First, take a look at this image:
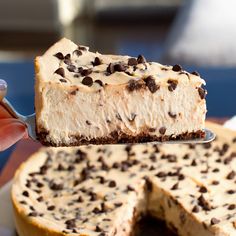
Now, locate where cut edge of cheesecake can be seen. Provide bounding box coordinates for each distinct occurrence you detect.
[35,38,207,147]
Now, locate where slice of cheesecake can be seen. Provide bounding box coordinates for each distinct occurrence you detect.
[35,38,207,146]
[12,122,236,236]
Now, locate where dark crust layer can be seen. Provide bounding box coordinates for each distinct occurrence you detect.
[37,130,205,147]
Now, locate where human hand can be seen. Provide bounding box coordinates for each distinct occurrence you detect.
[0,80,28,151]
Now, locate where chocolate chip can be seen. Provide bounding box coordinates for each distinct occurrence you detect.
[47,205,55,211]
[54,52,64,60]
[81,68,92,76]
[73,49,82,56]
[191,71,200,76]
[93,207,101,214]
[95,226,102,232]
[159,127,166,135]
[227,189,235,194]
[95,79,103,87]
[171,183,179,190]
[49,182,63,191]
[191,159,197,166]
[92,57,102,66]
[192,205,199,213]
[145,76,159,93]
[59,79,67,83]
[54,68,65,77]
[128,58,138,66]
[127,185,135,191]
[137,55,146,63]
[199,186,207,193]
[82,76,93,87]
[127,79,145,92]
[89,192,97,201]
[168,112,177,119]
[22,191,29,197]
[37,196,43,202]
[65,219,76,229]
[212,180,219,185]
[108,180,116,188]
[198,194,211,211]
[65,54,71,60]
[167,80,178,91]
[228,204,236,210]
[172,64,182,72]
[67,64,76,72]
[86,120,91,125]
[156,171,167,178]
[107,63,115,74]
[78,46,87,51]
[211,218,220,225]
[226,171,236,180]
[114,63,126,72]
[198,87,206,99]
[77,196,84,203]
[28,212,38,217]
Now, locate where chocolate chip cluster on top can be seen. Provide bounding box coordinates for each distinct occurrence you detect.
[12,123,236,236]
[42,38,205,93]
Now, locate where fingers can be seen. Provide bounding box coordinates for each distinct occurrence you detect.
[0,79,7,101]
[0,105,12,119]
[0,118,28,151]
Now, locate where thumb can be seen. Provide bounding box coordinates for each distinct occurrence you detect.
[0,119,28,151]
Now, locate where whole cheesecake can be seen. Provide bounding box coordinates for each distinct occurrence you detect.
[12,122,236,236]
[35,38,207,146]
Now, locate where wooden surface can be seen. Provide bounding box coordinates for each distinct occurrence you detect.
[0,118,227,187]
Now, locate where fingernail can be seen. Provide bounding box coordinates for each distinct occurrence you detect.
[0,79,7,91]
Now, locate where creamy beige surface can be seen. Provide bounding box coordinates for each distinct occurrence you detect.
[12,122,236,236]
[35,38,206,146]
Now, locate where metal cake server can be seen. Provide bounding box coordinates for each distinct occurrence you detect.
[0,79,215,144]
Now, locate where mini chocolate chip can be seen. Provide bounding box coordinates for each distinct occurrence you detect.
[127,79,145,92]
[191,159,197,166]
[86,120,91,125]
[211,218,220,225]
[114,63,126,72]
[67,64,76,72]
[78,46,87,51]
[37,182,44,188]
[156,171,167,178]
[47,205,55,211]
[137,54,146,63]
[54,68,65,77]
[65,54,71,60]
[199,186,207,193]
[159,127,166,135]
[73,49,82,56]
[81,68,92,76]
[226,171,236,180]
[144,176,152,192]
[192,205,199,213]
[191,71,200,76]
[128,58,138,66]
[168,112,177,119]
[198,194,211,211]
[95,79,103,87]
[28,212,38,217]
[227,189,235,194]
[145,76,159,93]
[77,196,84,203]
[171,183,179,190]
[22,191,29,197]
[54,52,64,60]
[60,79,67,83]
[198,87,206,99]
[92,57,102,66]
[107,63,115,74]
[228,204,236,210]
[82,76,93,87]
[65,219,76,229]
[90,192,97,201]
[37,196,43,202]
[212,180,219,185]
[108,180,116,188]
[127,185,135,191]
[167,79,178,91]
[172,64,182,72]
[49,182,63,191]
[95,226,102,232]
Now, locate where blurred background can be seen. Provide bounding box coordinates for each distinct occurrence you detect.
[0,0,236,170]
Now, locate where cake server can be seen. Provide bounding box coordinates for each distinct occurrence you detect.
[0,79,215,144]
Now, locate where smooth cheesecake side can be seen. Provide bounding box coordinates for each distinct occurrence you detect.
[35,38,207,146]
[12,122,236,236]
